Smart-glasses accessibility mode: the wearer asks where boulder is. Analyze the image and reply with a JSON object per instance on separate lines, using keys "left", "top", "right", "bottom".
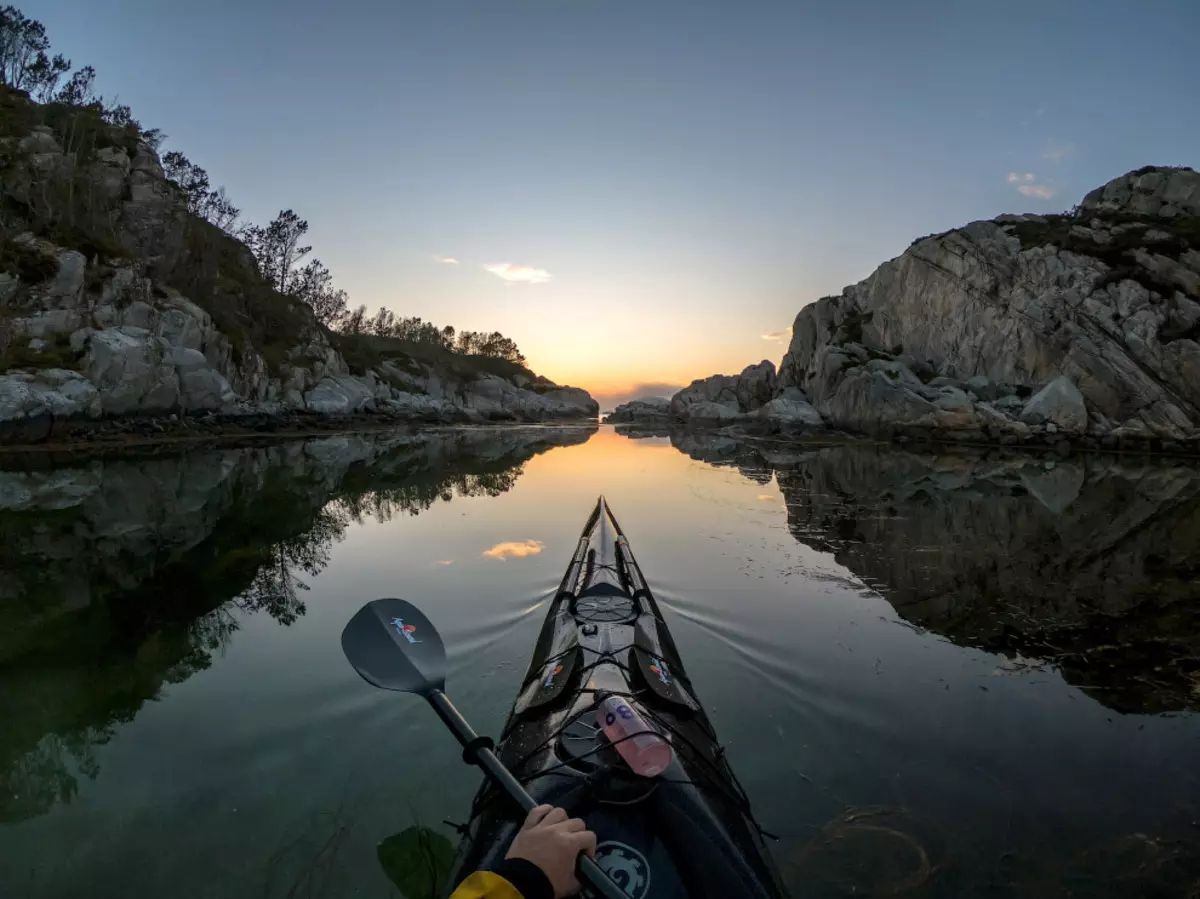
{"left": 965, "top": 375, "right": 1009, "bottom": 401}
{"left": 734, "top": 360, "right": 777, "bottom": 411}
{"left": 305, "top": 376, "right": 377, "bottom": 414}
{"left": 82, "top": 327, "right": 179, "bottom": 414}
{"left": 865, "top": 358, "right": 924, "bottom": 390}
{"left": 684, "top": 401, "right": 741, "bottom": 423}
{"left": 822, "top": 368, "right": 940, "bottom": 433}
{"left": 1019, "top": 377, "right": 1088, "bottom": 434}
{"left": 458, "top": 375, "right": 598, "bottom": 421}
{"left": 672, "top": 361, "right": 778, "bottom": 418}
{"left": 0, "top": 369, "right": 101, "bottom": 422}
{"left": 170, "top": 347, "right": 236, "bottom": 411}
{"left": 605, "top": 396, "right": 673, "bottom": 423}
{"left": 671, "top": 374, "right": 739, "bottom": 417}
{"left": 754, "top": 388, "right": 824, "bottom": 428}
{"left": 540, "top": 386, "right": 600, "bottom": 416}
{"left": 154, "top": 300, "right": 208, "bottom": 351}
{"left": 929, "top": 386, "right": 981, "bottom": 430}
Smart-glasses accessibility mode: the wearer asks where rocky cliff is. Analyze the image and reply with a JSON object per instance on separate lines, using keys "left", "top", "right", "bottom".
{"left": 0, "top": 88, "right": 596, "bottom": 441}
{"left": 610, "top": 166, "right": 1200, "bottom": 450}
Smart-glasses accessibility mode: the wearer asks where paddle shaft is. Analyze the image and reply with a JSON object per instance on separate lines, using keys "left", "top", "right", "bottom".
{"left": 427, "top": 690, "right": 627, "bottom": 899}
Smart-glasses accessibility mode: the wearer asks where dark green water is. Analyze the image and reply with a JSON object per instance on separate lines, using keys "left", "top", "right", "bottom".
{"left": 1, "top": 425, "right": 1198, "bottom": 898}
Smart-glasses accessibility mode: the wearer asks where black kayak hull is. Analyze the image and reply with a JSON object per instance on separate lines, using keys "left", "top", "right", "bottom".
{"left": 447, "top": 498, "right": 784, "bottom": 899}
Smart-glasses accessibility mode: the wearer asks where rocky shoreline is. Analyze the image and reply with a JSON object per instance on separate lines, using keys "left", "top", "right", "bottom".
{"left": 608, "top": 166, "right": 1200, "bottom": 454}
{"left": 0, "top": 411, "right": 601, "bottom": 458}
{"left": 0, "top": 98, "right": 598, "bottom": 437}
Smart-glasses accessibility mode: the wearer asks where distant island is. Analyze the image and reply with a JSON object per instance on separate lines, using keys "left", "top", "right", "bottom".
{"left": 609, "top": 166, "right": 1200, "bottom": 453}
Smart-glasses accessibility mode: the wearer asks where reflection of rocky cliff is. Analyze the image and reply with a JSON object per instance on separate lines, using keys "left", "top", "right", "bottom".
{"left": 669, "top": 431, "right": 1200, "bottom": 714}
{"left": 0, "top": 424, "right": 594, "bottom": 821}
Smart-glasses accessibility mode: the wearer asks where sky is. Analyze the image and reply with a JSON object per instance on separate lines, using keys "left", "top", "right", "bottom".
{"left": 29, "top": 0, "right": 1200, "bottom": 408}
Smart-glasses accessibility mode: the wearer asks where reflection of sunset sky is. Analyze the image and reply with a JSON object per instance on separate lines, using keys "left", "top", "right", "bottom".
{"left": 7, "top": 427, "right": 1198, "bottom": 897}
{"left": 482, "top": 539, "right": 545, "bottom": 560}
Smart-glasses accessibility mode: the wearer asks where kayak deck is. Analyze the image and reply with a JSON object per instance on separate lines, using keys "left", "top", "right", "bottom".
{"left": 447, "top": 498, "right": 784, "bottom": 899}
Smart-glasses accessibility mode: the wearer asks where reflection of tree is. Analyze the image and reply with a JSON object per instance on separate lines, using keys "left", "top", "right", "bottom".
{"left": 0, "top": 730, "right": 104, "bottom": 824}
{"left": 0, "top": 427, "right": 592, "bottom": 823}
{"left": 235, "top": 505, "right": 352, "bottom": 625}
{"left": 336, "top": 466, "right": 525, "bottom": 525}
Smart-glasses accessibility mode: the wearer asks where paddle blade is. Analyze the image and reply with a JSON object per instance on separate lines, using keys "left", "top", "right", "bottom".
{"left": 341, "top": 598, "right": 447, "bottom": 695}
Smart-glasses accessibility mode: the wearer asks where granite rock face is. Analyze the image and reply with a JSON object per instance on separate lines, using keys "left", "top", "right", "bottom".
{"left": 608, "top": 359, "right": 823, "bottom": 432}
{"left": 613, "top": 167, "right": 1200, "bottom": 448}
{"left": 773, "top": 166, "right": 1200, "bottom": 443}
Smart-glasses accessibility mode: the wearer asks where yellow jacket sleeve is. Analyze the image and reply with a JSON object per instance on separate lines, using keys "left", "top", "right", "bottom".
{"left": 449, "top": 858, "right": 553, "bottom": 899}
{"left": 450, "top": 870, "right": 525, "bottom": 899}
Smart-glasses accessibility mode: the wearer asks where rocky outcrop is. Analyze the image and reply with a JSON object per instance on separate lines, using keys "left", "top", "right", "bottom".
{"left": 1018, "top": 376, "right": 1088, "bottom": 433}
{"left": 604, "top": 396, "right": 672, "bottom": 423}
{"left": 751, "top": 388, "right": 826, "bottom": 428}
{"left": 1080, "top": 166, "right": 1200, "bottom": 218}
{"left": 539, "top": 385, "right": 600, "bottom": 417}
{"left": 0, "top": 98, "right": 596, "bottom": 441}
{"left": 669, "top": 359, "right": 778, "bottom": 418}
{"left": 621, "top": 167, "right": 1200, "bottom": 450}
{"left": 606, "top": 360, "right": 824, "bottom": 432}
{"left": 775, "top": 166, "right": 1200, "bottom": 446}
{"left": 0, "top": 235, "right": 596, "bottom": 438}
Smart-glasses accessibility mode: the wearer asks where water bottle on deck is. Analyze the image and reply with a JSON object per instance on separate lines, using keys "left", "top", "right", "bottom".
{"left": 596, "top": 692, "right": 673, "bottom": 777}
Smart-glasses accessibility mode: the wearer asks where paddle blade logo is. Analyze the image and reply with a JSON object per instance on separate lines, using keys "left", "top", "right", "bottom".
{"left": 589, "top": 841, "right": 650, "bottom": 899}
{"left": 604, "top": 702, "right": 635, "bottom": 727}
{"left": 649, "top": 661, "right": 672, "bottom": 686}
{"left": 390, "top": 617, "right": 421, "bottom": 644}
{"left": 543, "top": 663, "right": 564, "bottom": 687}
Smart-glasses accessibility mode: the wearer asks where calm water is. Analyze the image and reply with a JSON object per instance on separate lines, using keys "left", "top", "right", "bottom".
{"left": 2, "top": 425, "right": 1199, "bottom": 898}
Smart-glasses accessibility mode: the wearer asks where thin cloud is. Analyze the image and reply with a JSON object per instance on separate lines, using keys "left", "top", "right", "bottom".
{"left": 484, "top": 263, "right": 552, "bottom": 285}
{"left": 756, "top": 494, "right": 777, "bottom": 502}
{"left": 1008, "top": 172, "right": 1056, "bottom": 200}
{"left": 1042, "top": 141, "right": 1075, "bottom": 164}
{"left": 435, "top": 255, "right": 460, "bottom": 265}
{"left": 483, "top": 539, "right": 545, "bottom": 560}
{"left": 761, "top": 327, "right": 792, "bottom": 342}
{"left": 433, "top": 559, "right": 455, "bottom": 566}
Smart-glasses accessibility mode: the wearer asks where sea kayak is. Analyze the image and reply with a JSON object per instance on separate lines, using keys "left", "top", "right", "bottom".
{"left": 448, "top": 497, "right": 785, "bottom": 899}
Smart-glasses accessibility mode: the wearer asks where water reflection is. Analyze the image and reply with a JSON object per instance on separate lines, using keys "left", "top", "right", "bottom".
{"left": 2, "top": 423, "right": 1198, "bottom": 899}
{"left": 0, "top": 425, "right": 595, "bottom": 823}
{"left": 663, "top": 430, "right": 1200, "bottom": 715}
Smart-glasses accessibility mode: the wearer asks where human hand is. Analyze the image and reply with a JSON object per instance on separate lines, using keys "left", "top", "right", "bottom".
{"left": 505, "top": 804, "right": 597, "bottom": 898}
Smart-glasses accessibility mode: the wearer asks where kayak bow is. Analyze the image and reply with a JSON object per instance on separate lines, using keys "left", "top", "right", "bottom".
{"left": 448, "top": 497, "right": 785, "bottom": 899}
